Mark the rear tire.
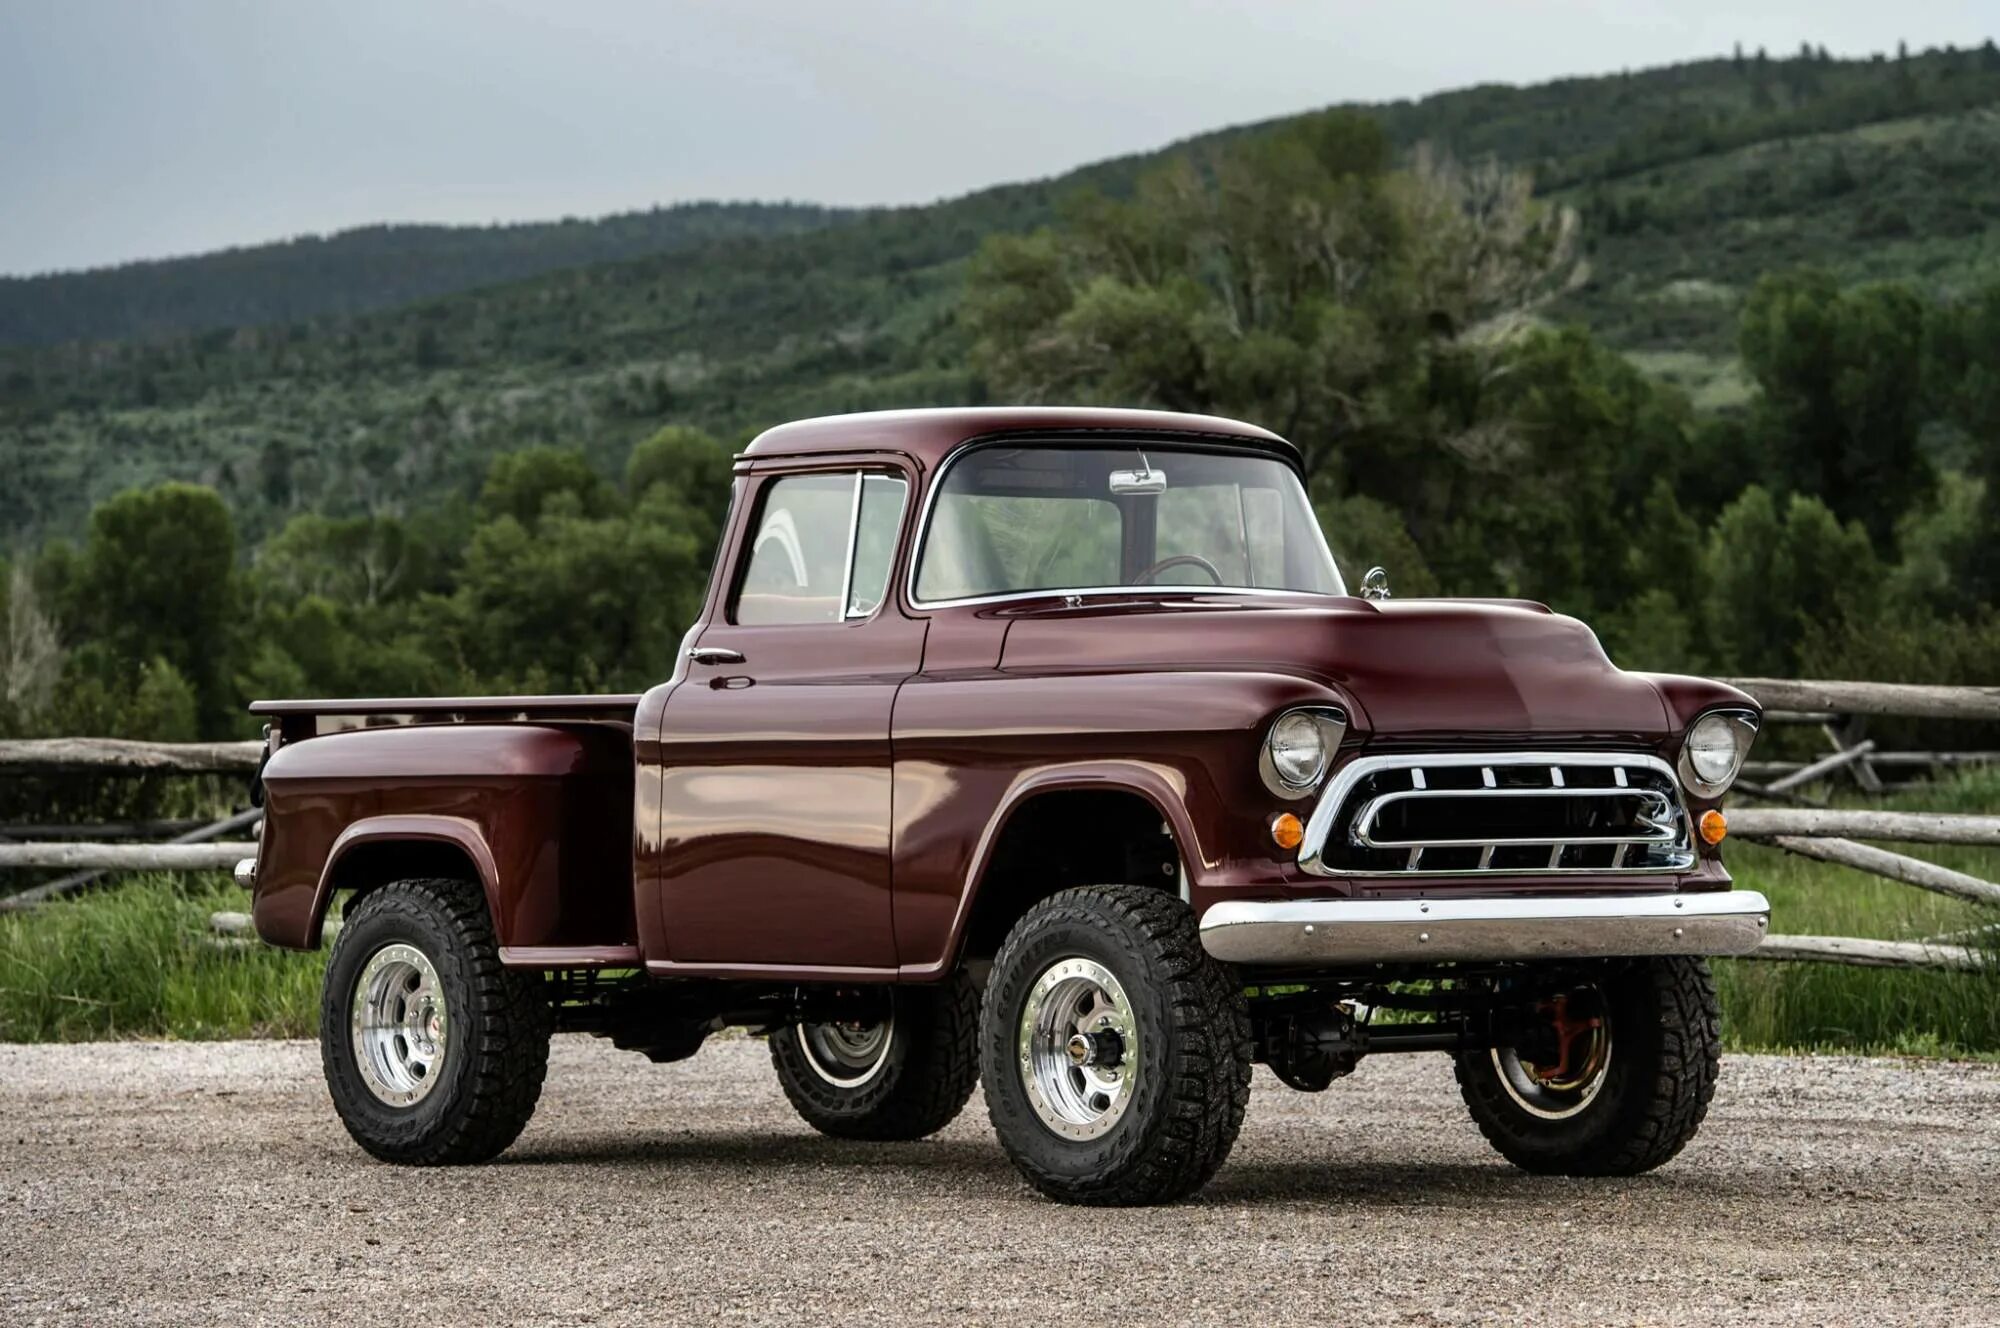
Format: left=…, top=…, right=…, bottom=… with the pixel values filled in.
left=770, top=970, right=981, bottom=1141
left=320, top=877, right=552, bottom=1165
left=980, top=886, right=1251, bottom=1206
left=1456, top=956, right=1721, bottom=1176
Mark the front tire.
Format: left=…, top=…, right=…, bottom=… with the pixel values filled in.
left=770, top=970, right=981, bottom=1141
left=980, top=886, right=1251, bottom=1206
left=320, top=877, right=552, bottom=1165
left=1456, top=956, right=1722, bottom=1176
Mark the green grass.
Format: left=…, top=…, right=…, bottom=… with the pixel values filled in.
left=0, top=875, right=323, bottom=1041
left=2, top=773, right=1994, bottom=1052
left=1716, top=769, right=2000, bottom=1058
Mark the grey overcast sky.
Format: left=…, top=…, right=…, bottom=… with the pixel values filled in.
left=1, top=0, right=1993, bottom=276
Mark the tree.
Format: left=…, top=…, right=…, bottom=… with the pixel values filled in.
left=454, top=502, right=705, bottom=692
left=68, top=483, right=239, bottom=736
left=1314, top=493, right=1439, bottom=595
left=1460, top=328, right=1696, bottom=618
left=1703, top=487, right=1878, bottom=675
left=1923, top=279, right=2000, bottom=601
left=1, top=562, right=62, bottom=732
left=1738, top=270, right=1931, bottom=547
left=1887, top=471, right=1988, bottom=619
left=254, top=513, right=416, bottom=607
left=625, top=425, right=732, bottom=522
left=478, top=448, right=616, bottom=527
left=962, top=111, right=1583, bottom=485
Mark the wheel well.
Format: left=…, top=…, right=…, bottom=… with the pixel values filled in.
left=319, top=840, right=486, bottom=937
left=958, top=789, right=1181, bottom=962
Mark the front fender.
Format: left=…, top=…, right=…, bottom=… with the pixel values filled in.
left=889, top=666, right=1346, bottom=975
left=893, top=760, right=1200, bottom=980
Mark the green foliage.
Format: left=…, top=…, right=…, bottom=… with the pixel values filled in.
left=1314, top=493, right=1439, bottom=595
left=0, top=874, right=324, bottom=1040
left=0, top=202, right=858, bottom=347
left=453, top=498, right=699, bottom=691
left=1924, top=282, right=2000, bottom=602
left=626, top=424, right=735, bottom=517
left=1702, top=487, right=1879, bottom=675
left=1887, top=471, right=1990, bottom=618
left=1716, top=769, right=2000, bottom=1057
left=479, top=447, right=617, bottom=526
left=1739, top=270, right=1932, bottom=544
left=62, top=484, right=238, bottom=734
left=0, top=49, right=1990, bottom=743
left=5, top=50, right=1998, bottom=544
left=963, top=111, right=1581, bottom=486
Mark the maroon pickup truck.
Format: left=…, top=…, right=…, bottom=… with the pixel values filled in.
left=241, top=406, right=1768, bottom=1205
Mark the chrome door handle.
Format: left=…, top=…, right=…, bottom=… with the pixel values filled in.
left=686, top=646, right=746, bottom=666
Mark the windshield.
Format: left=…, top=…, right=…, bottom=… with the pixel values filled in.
left=913, top=444, right=1344, bottom=603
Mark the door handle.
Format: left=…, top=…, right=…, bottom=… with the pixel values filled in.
left=686, top=646, right=746, bottom=666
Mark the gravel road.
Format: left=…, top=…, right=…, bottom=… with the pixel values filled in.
left=2, top=1036, right=1995, bottom=1327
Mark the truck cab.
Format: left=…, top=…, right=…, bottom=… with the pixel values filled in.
left=244, top=406, right=1767, bottom=1205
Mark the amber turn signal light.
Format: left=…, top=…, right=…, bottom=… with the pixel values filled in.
left=1271, top=812, right=1304, bottom=852
left=1698, top=809, right=1727, bottom=845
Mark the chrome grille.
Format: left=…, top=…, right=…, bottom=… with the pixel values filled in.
left=1297, top=752, right=1694, bottom=877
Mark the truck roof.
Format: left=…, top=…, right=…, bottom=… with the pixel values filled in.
left=741, top=407, right=1297, bottom=468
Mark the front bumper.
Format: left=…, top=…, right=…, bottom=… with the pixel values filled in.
left=1199, top=890, right=1770, bottom=966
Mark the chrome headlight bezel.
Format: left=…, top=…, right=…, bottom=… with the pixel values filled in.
left=1259, top=707, right=1348, bottom=799
left=1678, top=708, right=1760, bottom=798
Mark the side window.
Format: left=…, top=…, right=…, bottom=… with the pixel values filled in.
left=846, top=475, right=908, bottom=617
left=733, top=471, right=907, bottom=625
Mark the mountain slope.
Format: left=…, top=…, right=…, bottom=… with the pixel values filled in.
left=2, top=45, right=1996, bottom=541
left=0, top=202, right=859, bottom=346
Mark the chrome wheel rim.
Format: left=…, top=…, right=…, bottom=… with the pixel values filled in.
left=1018, top=957, right=1139, bottom=1141
left=350, top=943, right=448, bottom=1108
left=1492, top=994, right=1612, bottom=1121
left=796, top=1006, right=895, bottom=1088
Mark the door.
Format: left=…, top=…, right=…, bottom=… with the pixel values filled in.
left=649, top=467, right=922, bottom=971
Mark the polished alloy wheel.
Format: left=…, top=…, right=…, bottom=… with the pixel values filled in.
left=1018, top=956, right=1140, bottom=1141
left=1491, top=992, right=1612, bottom=1121
left=350, top=942, right=448, bottom=1108
left=796, top=1012, right=895, bottom=1088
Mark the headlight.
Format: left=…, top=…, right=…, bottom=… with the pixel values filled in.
left=1679, top=710, right=1758, bottom=797
left=1269, top=713, right=1326, bottom=787
left=1262, top=708, right=1345, bottom=797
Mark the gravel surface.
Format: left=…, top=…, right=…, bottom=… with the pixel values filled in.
left=2, top=1036, right=1996, bottom=1327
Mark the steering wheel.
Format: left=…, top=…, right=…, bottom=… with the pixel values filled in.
left=1133, top=554, right=1224, bottom=586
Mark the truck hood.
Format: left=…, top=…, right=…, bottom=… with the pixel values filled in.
left=996, top=594, right=1671, bottom=739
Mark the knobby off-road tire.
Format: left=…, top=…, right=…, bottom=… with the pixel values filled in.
left=980, top=885, right=1251, bottom=1206
left=1456, top=956, right=1722, bottom=1176
left=770, top=970, right=982, bottom=1141
left=321, top=877, right=553, bottom=1165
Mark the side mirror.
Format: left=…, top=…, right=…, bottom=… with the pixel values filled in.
left=1360, top=566, right=1392, bottom=601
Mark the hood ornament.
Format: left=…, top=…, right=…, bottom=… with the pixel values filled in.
left=1360, top=566, right=1392, bottom=601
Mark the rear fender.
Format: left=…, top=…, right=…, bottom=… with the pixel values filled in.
left=248, top=720, right=636, bottom=952
left=309, top=815, right=501, bottom=945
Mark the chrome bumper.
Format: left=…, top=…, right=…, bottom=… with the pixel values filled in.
left=1199, top=890, right=1770, bottom=966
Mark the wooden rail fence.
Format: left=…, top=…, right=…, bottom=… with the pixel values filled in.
left=1, top=681, right=1994, bottom=969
